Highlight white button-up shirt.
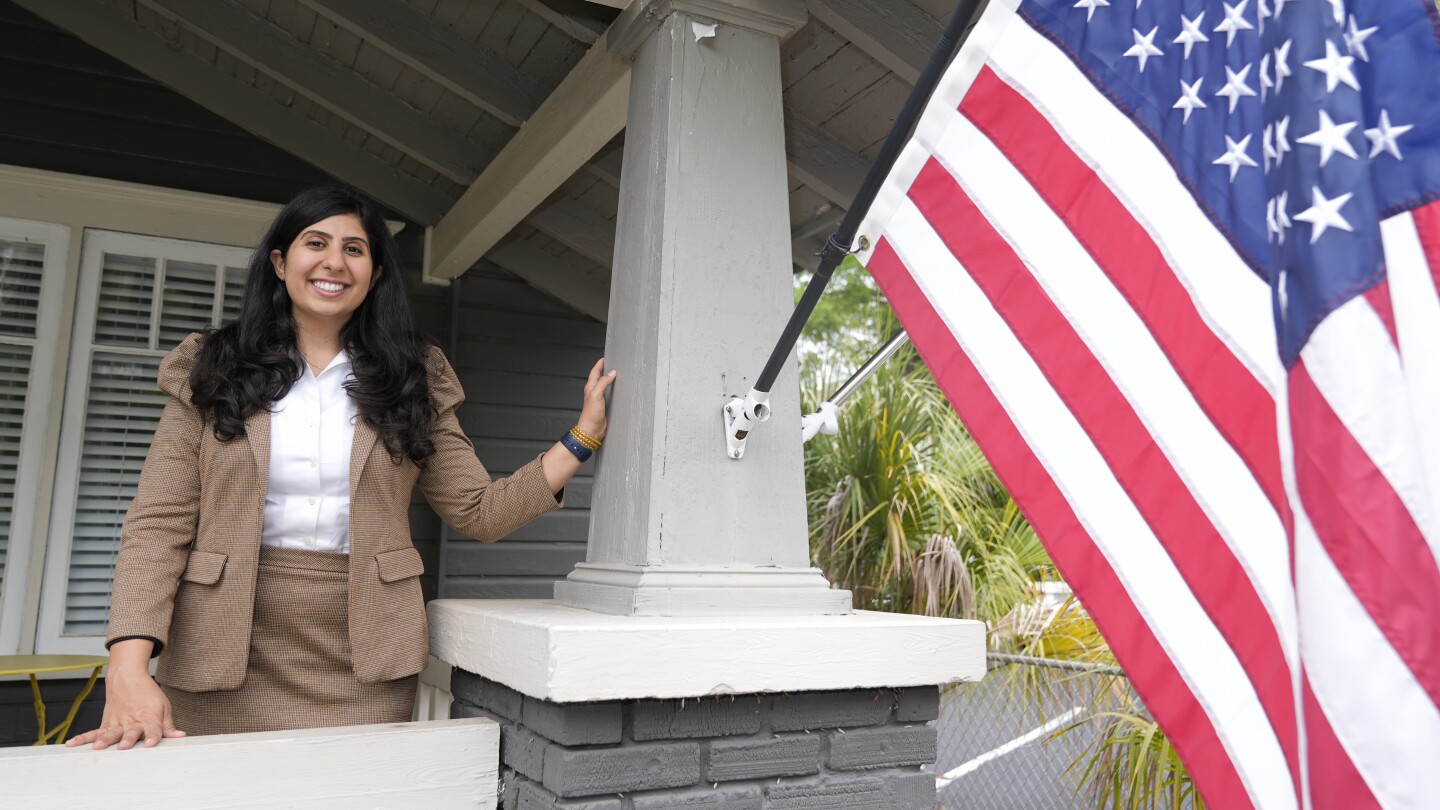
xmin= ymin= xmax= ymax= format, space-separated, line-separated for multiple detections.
xmin=261 ymin=352 xmax=356 ymax=554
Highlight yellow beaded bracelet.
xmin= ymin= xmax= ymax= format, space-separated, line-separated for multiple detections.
xmin=569 ymin=426 xmax=601 ymax=451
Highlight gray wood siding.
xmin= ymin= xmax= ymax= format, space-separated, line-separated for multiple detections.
xmin=427 ymin=263 xmax=603 ymax=600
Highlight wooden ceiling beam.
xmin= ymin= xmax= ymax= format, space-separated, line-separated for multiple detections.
xmin=784 ymin=112 xmax=869 ymax=208
xmin=143 ymin=0 xmax=489 ymax=185
xmin=512 ymin=0 xmax=609 ymax=44
xmin=528 ymin=198 xmax=616 ymax=268
xmin=487 ymin=239 xmax=611 ymax=322
xmin=11 ymin=0 xmax=451 ymax=224
xmin=423 ymin=7 xmax=647 ymax=283
xmin=804 ymin=0 xmax=939 ymax=85
xmin=292 ymin=0 xmax=549 ymax=128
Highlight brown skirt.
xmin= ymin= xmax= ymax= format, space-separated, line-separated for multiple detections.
xmin=163 ymin=546 xmax=417 ymax=736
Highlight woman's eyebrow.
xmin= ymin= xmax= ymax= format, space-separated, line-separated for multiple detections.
xmin=300 ymin=230 xmax=368 ymax=247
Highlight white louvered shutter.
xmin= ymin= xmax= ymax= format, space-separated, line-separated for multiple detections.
xmin=43 ymin=232 xmax=251 ymax=645
xmin=0 ymin=237 xmax=45 ymax=603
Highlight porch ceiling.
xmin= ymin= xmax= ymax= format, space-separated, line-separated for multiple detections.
xmin=10 ymin=0 xmax=963 ymax=311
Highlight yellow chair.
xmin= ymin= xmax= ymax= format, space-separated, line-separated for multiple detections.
xmin=0 ymin=655 xmax=107 ymax=745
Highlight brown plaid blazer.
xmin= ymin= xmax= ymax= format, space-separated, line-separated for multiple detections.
xmin=105 ymin=333 xmax=560 ymax=691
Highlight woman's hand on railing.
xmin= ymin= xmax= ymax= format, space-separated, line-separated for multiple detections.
xmin=64 ymin=639 xmax=186 ymax=750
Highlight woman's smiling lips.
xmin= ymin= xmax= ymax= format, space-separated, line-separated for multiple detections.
xmin=309 ymin=279 xmax=349 ymax=297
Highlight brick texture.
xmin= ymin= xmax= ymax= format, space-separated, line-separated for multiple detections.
xmin=543 ymin=741 xmax=701 ymax=796
xmin=770 ymin=690 xmax=892 ymax=731
xmin=828 ymin=725 xmax=938 ymax=770
xmin=893 ymin=686 xmax=941 ymax=723
xmin=764 ymin=775 xmax=889 ymax=809
xmin=705 ymin=734 xmax=823 ymax=782
xmin=632 ymin=696 xmax=764 ymax=740
xmin=450 ymin=672 xmax=942 ymax=810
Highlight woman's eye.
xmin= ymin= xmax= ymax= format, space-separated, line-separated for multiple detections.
xmin=306 ymin=239 xmax=325 ymax=248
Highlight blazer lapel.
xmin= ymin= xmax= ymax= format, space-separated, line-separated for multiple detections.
xmin=350 ymin=417 xmax=379 ymax=496
xmin=244 ymin=408 xmax=271 ymax=491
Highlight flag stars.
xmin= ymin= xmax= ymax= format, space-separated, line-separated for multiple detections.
xmin=1267 ymin=193 xmax=1292 ymax=244
xmin=1274 ymin=115 xmax=1293 ymax=166
xmin=1345 ymin=15 xmax=1377 ymax=62
xmin=1304 ymin=40 xmax=1360 ymax=93
xmin=1174 ymin=13 xmax=1209 ymax=59
xmin=1323 ymin=0 xmax=1346 ymax=25
xmin=1260 ymin=54 xmax=1273 ymax=101
xmin=1125 ymin=27 xmax=1164 ymax=72
xmin=1257 ymin=0 xmax=1271 ymax=32
xmin=1297 ymin=110 xmax=1359 ymax=166
xmin=1295 ymin=186 xmax=1354 ymax=243
xmin=1365 ymin=110 xmax=1414 ymax=160
xmin=1215 ymin=0 xmax=1254 ymax=48
xmin=1073 ymin=0 xmax=1109 ymax=22
xmin=1263 ymin=123 xmax=1277 ymax=171
xmin=1216 ymin=64 xmax=1257 ymax=113
xmin=1213 ymin=134 xmax=1259 ymax=181
xmin=1274 ymin=40 xmax=1293 ymax=94
xmin=1173 ymin=78 xmax=1207 ymax=123
xmin=1273 ymin=0 xmax=1296 ymax=18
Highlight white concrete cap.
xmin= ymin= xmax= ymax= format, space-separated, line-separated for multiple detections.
xmin=428 ymin=599 xmax=987 ymax=703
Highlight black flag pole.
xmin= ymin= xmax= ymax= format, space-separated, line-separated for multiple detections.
xmin=723 ymin=0 xmax=986 ymax=459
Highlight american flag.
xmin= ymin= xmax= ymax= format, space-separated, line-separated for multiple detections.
xmin=855 ymin=0 xmax=1440 ymax=807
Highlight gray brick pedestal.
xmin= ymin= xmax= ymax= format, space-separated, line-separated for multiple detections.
xmin=450 ymin=668 xmax=941 ymax=810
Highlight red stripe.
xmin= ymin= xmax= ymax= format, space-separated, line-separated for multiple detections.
xmin=1361 ymin=282 xmax=1398 ymax=350
xmin=959 ymin=66 xmax=1289 ymax=521
xmin=1412 ymin=200 xmax=1440 ymax=297
xmin=866 ymin=236 xmax=1254 ymax=810
xmin=905 ymin=158 xmax=1299 ymax=787
xmin=1289 ymin=361 xmax=1440 ymax=710
xmin=1302 ymin=673 xmax=1380 ymax=809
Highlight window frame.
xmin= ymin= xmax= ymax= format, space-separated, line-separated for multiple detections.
xmin=35 ymin=228 xmax=251 ymax=654
xmin=0 ymin=217 xmax=72 ymax=655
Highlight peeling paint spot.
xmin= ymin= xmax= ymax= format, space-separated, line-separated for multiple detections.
xmin=692 ymin=20 xmax=717 ymax=42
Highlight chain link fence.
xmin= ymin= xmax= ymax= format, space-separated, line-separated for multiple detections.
xmin=931 ymin=653 xmax=1132 ymax=810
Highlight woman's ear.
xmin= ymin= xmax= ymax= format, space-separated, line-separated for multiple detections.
xmin=270 ymin=248 xmax=285 ymax=279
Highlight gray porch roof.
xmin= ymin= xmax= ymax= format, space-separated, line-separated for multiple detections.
xmin=6 ymin=0 xmax=968 ymax=313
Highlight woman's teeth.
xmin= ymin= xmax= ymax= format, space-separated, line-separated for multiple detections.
xmin=312 ymin=280 xmax=346 ymax=292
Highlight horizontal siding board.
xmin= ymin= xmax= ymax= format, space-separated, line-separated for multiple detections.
xmin=451 ymin=340 xmax=600 ymax=378
xmin=456 ymin=310 xmax=605 ymax=348
xmin=443 ymin=577 xmax=559 ymax=599
xmin=444 ymin=541 xmax=587 ymax=576
xmin=458 ymin=403 xmax=578 ymax=443
xmin=456 ymin=371 xmax=588 ymax=409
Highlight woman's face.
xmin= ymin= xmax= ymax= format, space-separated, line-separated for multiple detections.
xmin=269 ymin=213 xmax=379 ymax=330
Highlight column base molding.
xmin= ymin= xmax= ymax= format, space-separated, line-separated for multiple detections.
xmin=553 ymin=563 xmax=854 ymax=616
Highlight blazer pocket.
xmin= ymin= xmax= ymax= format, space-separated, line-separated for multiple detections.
xmin=375 ymin=547 xmax=425 ymax=583
xmin=180 ymin=550 xmax=227 ymax=585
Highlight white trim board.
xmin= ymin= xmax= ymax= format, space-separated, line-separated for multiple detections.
xmin=0 ymin=718 xmax=499 ymax=808
xmin=429 ymin=598 xmax=986 ymax=702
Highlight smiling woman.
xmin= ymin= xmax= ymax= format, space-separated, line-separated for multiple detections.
xmin=64 ymin=186 xmax=617 ymax=750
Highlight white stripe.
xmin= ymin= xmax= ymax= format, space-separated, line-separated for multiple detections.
xmin=857 ymin=0 xmax=1025 ymax=252
xmin=1380 ymin=213 xmax=1440 ymax=565
xmin=931 ymin=111 xmax=1297 ymax=670
xmin=1294 ymin=506 xmax=1440 ymax=810
xmin=935 ymin=705 xmax=1084 ymax=789
xmin=883 ymin=200 xmax=1295 ymax=810
xmin=1299 ymin=296 xmax=1440 ymax=554
xmin=985 ymin=20 xmax=1284 ymax=397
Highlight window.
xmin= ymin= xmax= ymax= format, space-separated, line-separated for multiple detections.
xmin=36 ymin=230 xmax=249 ymax=653
xmin=0 ymin=219 xmax=71 ymax=653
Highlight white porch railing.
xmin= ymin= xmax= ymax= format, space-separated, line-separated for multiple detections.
xmin=0 ymin=717 xmax=498 ymax=808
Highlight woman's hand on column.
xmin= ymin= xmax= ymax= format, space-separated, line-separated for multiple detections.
xmin=577 ymin=358 xmax=617 ymax=441
xmin=65 ymin=639 xmax=186 ymax=750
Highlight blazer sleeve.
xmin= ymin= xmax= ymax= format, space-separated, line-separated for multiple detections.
xmin=105 ymin=333 xmax=206 ymax=656
xmin=416 ymin=347 xmax=562 ymax=543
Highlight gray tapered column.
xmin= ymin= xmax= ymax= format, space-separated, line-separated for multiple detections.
xmin=554 ymin=0 xmax=851 ymax=616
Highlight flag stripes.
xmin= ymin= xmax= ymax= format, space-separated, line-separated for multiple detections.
xmin=867 ymin=237 xmax=1256 ymax=810
xmin=854 ymin=1 xmax=1440 ymax=806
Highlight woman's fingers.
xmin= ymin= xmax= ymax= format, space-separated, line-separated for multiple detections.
xmin=64 ymin=727 xmax=102 ymax=747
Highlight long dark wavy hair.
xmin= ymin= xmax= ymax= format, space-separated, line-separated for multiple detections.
xmin=189 ymin=185 xmax=437 ymax=463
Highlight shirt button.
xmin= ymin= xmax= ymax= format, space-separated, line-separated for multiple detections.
xmin=310 ymin=460 xmax=318 ymax=468
xmin=308 ymin=497 xmax=317 ymax=506
xmin=302 ymin=537 xmax=313 ymax=546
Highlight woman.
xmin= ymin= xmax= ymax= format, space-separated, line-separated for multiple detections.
xmin=66 ymin=186 xmax=614 ymax=750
